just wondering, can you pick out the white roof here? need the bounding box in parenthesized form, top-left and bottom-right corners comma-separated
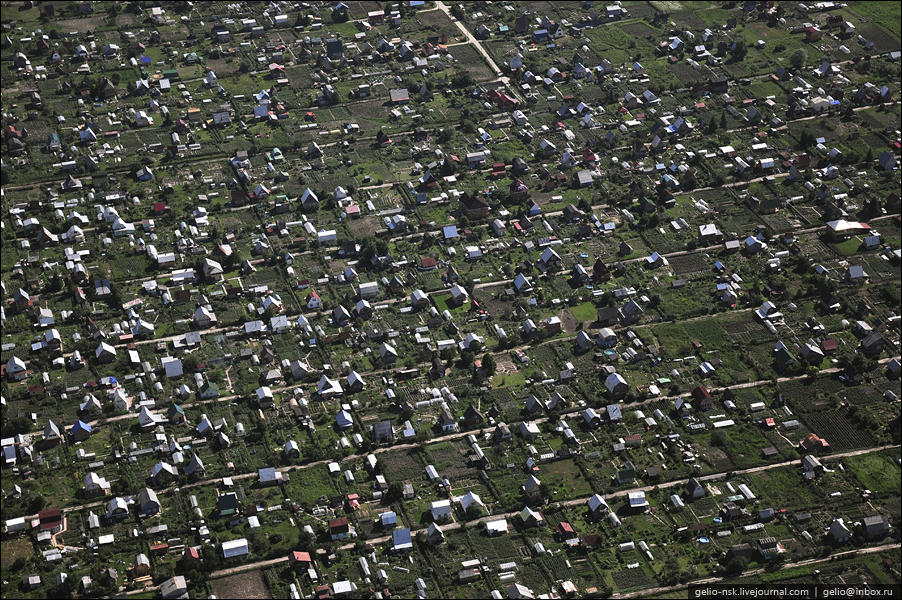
(222, 538, 249, 557)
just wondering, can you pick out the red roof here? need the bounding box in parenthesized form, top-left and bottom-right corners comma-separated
(38, 508, 62, 530)
(185, 547, 200, 560)
(329, 517, 349, 530)
(421, 257, 437, 268)
(800, 433, 829, 450)
(821, 339, 837, 352)
(692, 386, 711, 400)
(558, 521, 574, 534)
(291, 551, 312, 564)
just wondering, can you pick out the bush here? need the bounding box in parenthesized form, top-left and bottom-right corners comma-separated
(790, 48, 808, 69)
(711, 430, 726, 447)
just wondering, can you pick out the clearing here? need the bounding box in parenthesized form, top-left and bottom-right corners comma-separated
(211, 571, 271, 599)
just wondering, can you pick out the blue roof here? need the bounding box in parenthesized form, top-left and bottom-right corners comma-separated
(392, 528, 412, 547)
(72, 420, 92, 433)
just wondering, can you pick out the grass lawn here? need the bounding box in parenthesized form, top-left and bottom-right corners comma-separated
(541, 458, 593, 498)
(832, 237, 861, 256)
(843, 449, 902, 497)
(570, 301, 597, 321)
(491, 370, 526, 388)
(1, 537, 34, 570)
(851, 1, 902, 25)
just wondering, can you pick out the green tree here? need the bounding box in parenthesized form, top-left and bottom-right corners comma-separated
(481, 353, 496, 377)
(789, 48, 808, 69)
(711, 430, 726, 447)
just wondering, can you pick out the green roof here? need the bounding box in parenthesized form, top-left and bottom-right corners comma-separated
(218, 492, 238, 516)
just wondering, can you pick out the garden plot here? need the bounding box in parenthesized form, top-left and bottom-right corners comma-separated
(416, 8, 466, 42)
(669, 253, 711, 277)
(801, 410, 876, 452)
(212, 572, 271, 600)
(447, 44, 496, 81)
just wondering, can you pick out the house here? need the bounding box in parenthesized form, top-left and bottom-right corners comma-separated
(520, 506, 545, 526)
(258, 467, 284, 486)
(329, 517, 351, 540)
(411, 289, 430, 308)
(95, 342, 117, 363)
(830, 518, 851, 544)
(160, 576, 189, 599)
(134, 553, 151, 576)
(588, 494, 609, 518)
(463, 404, 484, 429)
(137, 487, 161, 515)
(460, 491, 485, 514)
(575, 169, 594, 187)
(691, 386, 713, 410)
(519, 420, 541, 440)
(846, 265, 868, 283)
(699, 224, 722, 242)
(84, 472, 111, 496)
(617, 461, 637, 484)
(802, 455, 824, 478)
(430, 499, 452, 521)
(860, 332, 885, 356)
(450, 285, 469, 306)
(185, 453, 205, 477)
(485, 518, 508, 536)
(306, 291, 322, 309)
(71, 420, 93, 441)
(508, 583, 535, 599)
(514, 273, 533, 293)
(686, 477, 705, 499)
(799, 433, 830, 453)
(390, 88, 410, 104)
(392, 528, 413, 552)
(862, 515, 890, 540)
(460, 193, 490, 219)
(522, 474, 543, 501)
(628, 491, 649, 512)
(373, 420, 393, 443)
(426, 522, 445, 545)
(5, 356, 28, 381)
(605, 373, 629, 398)
(222, 538, 249, 558)
(151, 461, 177, 486)
(38, 509, 63, 534)
(289, 551, 312, 570)
(217, 492, 239, 516)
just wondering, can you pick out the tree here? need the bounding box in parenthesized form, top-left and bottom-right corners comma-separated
(452, 72, 474, 88)
(789, 48, 808, 69)
(711, 430, 726, 447)
(730, 40, 747, 61)
(481, 353, 496, 377)
(460, 349, 475, 367)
